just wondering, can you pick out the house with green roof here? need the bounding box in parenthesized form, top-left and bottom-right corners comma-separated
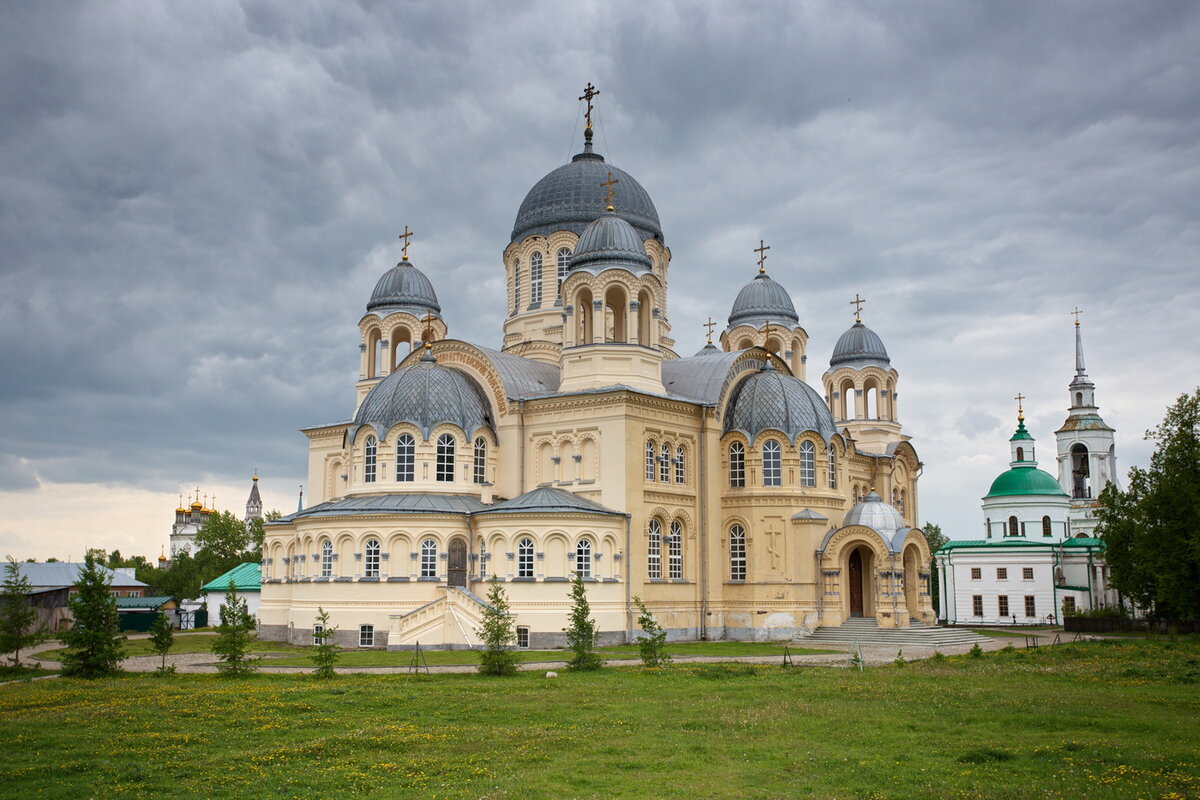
(201, 562, 261, 621)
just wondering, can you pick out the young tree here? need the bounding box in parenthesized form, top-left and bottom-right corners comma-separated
(633, 596, 670, 667)
(0, 556, 46, 665)
(310, 607, 340, 679)
(211, 580, 258, 676)
(476, 580, 519, 676)
(563, 574, 603, 671)
(59, 552, 126, 677)
(148, 611, 175, 673)
(921, 522, 949, 610)
(1099, 389, 1200, 621)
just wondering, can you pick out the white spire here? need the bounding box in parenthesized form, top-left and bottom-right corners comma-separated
(1074, 319, 1087, 377)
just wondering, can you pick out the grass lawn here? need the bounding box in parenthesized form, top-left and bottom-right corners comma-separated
(34, 633, 312, 661)
(4, 640, 1198, 799)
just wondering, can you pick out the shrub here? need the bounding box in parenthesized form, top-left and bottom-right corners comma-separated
(311, 607, 340, 679)
(477, 581, 519, 677)
(563, 574, 603, 671)
(633, 596, 671, 668)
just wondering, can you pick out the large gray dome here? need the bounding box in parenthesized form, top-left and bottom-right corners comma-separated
(724, 363, 837, 442)
(830, 322, 889, 369)
(512, 149, 662, 244)
(568, 212, 652, 274)
(350, 359, 492, 441)
(728, 273, 800, 330)
(366, 260, 442, 318)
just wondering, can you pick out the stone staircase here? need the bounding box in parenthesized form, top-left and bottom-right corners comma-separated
(387, 586, 494, 650)
(803, 617, 991, 648)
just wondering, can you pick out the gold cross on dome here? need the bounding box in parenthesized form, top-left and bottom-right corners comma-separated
(399, 225, 414, 260)
(579, 82, 600, 129)
(1014, 392, 1026, 420)
(850, 293, 865, 322)
(703, 317, 716, 344)
(754, 240, 770, 274)
(421, 312, 436, 349)
(600, 171, 619, 211)
(1070, 306, 1083, 326)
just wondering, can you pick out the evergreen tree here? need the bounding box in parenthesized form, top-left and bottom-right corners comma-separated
(921, 522, 948, 611)
(0, 556, 46, 665)
(59, 552, 126, 677)
(148, 611, 175, 673)
(310, 607, 340, 679)
(633, 596, 671, 667)
(211, 580, 258, 676)
(476, 580, 519, 676)
(563, 574, 603, 671)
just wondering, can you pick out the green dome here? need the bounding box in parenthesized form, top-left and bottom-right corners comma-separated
(985, 466, 1068, 498)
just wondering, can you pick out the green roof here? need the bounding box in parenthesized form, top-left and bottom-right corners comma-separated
(115, 596, 174, 610)
(1061, 537, 1104, 548)
(201, 562, 261, 593)
(1009, 419, 1034, 441)
(985, 465, 1068, 498)
(939, 539, 1058, 551)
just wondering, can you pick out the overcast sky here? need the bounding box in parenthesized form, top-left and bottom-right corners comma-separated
(2, 1, 1198, 561)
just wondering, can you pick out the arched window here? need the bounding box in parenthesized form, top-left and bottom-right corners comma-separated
(396, 433, 415, 482)
(512, 259, 521, 313)
(473, 437, 487, 484)
(1042, 516, 1052, 537)
(517, 537, 534, 578)
(364, 435, 378, 483)
(647, 519, 662, 579)
(1008, 516, 1020, 537)
(729, 525, 746, 581)
(799, 440, 815, 487)
(364, 538, 380, 578)
(668, 520, 683, 579)
(660, 442, 671, 482)
(645, 440, 656, 481)
(762, 439, 782, 487)
(530, 252, 543, 307)
(321, 540, 333, 579)
(828, 447, 837, 489)
(898, 489, 906, 516)
(1016, 446, 1024, 462)
(420, 538, 437, 578)
(436, 433, 455, 482)
(729, 442, 745, 488)
(556, 248, 571, 303)
(675, 445, 686, 484)
(1075, 391, 1083, 406)
(853, 485, 861, 504)
(575, 539, 592, 578)
(986, 517, 992, 538)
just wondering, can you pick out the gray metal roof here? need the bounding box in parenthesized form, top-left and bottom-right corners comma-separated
(723, 363, 837, 443)
(568, 212, 653, 275)
(476, 486, 626, 517)
(835, 490, 914, 553)
(366, 260, 442, 318)
(348, 359, 493, 442)
(661, 350, 745, 404)
(512, 149, 662, 244)
(472, 346, 561, 399)
(693, 342, 722, 357)
(16, 562, 147, 589)
(791, 508, 829, 521)
(727, 273, 799, 330)
(280, 493, 489, 522)
(829, 321, 890, 369)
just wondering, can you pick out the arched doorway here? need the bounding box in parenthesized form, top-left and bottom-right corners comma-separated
(903, 543, 920, 624)
(848, 548, 865, 617)
(448, 537, 467, 587)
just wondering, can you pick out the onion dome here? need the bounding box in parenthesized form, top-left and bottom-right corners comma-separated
(512, 146, 662, 244)
(366, 259, 442, 318)
(986, 467, 1068, 498)
(190, 500, 203, 510)
(830, 321, 890, 369)
(727, 273, 800, 330)
(568, 211, 653, 274)
(349, 358, 493, 441)
(723, 362, 837, 442)
(843, 490, 908, 539)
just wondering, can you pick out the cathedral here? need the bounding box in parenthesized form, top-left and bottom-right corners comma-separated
(259, 91, 934, 649)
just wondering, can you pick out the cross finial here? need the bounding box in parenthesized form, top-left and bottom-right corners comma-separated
(600, 171, 619, 211)
(1070, 306, 1083, 327)
(703, 316, 716, 344)
(754, 240, 770, 274)
(399, 225, 414, 260)
(1014, 392, 1026, 421)
(579, 82, 600, 130)
(850, 293, 865, 323)
(421, 312, 436, 349)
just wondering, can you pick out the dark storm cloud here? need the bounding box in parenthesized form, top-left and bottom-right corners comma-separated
(1, 0, 1198, 549)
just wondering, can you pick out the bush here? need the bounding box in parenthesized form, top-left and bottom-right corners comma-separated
(563, 574, 603, 671)
(311, 607, 340, 679)
(476, 582, 519, 677)
(633, 596, 671, 668)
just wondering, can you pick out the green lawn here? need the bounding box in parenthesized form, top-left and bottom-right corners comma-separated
(34, 633, 312, 661)
(3, 639, 1198, 799)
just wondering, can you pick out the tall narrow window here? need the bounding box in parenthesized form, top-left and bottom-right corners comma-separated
(1008, 515, 1020, 537)
(998, 595, 1010, 617)
(575, 539, 592, 578)
(647, 519, 662, 579)
(473, 437, 487, 484)
(436, 433, 456, 482)
(799, 440, 815, 487)
(645, 440, 656, 481)
(762, 439, 781, 487)
(420, 538, 437, 578)
(898, 489, 906, 516)
(827, 447, 837, 489)
(321, 540, 333, 579)
(512, 259, 521, 313)
(363, 435, 377, 483)
(729, 442, 745, 488)
(660, 443, 671, 483)
(359, 624, 374, 647)
(986, 517, 992, 538)
(668, 520, 683, 579)
(729, 525, 746, 581)
(556, 248, 571, 302)
(517, 537, 534, 578)
(1042, 516, 1052, 537)
(396, 433, 414, 482)
(1024, 595, 1036, 617)
(675, 445, 685, 484)
(364, 538, 380, 578)
(530, 252, 543, 307)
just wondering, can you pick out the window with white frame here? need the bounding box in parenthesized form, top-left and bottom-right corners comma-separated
(660, 442, 671, 483)
(473, 437, 487, 484)
(998, 595, 1010, 617)
(970, 567, 982, 580)
(556, 248, 570, 302)
(668, 520, 683, 579)
(1024, 595, 1036, 617)
(996, 567, 1007, 580)
(675, 445, 686, 484)
(729, 442, 745, 488)
(517, 537, 534, 578)
(799, 440, 815, 487)
(313, 623, 324, 646)
(364, 435, 378, 483)
(647, 518, 662, 579)
(645, 440, 656, 481)
(1042, 516, 1052, 537)
(396, 433, 415, 482)
(575, 539, 592, 578)
(1008, 515, 1019, 537)
(420, 538, 437, 578)
(762, 439, 781, 487)
(828, 447, 837, 489)
(513, 259, 521, 313)
(364, 538, 380, 578)
(1022, 567, 1034, 580)
(321, 540, 333, 579)
(516, 626, 530, 649)
(436, 433, 456, 482)
(530, 252, 543, 306)
(729, 524, 746, 580)
(359, 624, 374, 647)
(972, 595, 983, 616)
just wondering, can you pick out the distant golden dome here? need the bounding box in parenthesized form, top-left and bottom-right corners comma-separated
(190, 500, 203, 510)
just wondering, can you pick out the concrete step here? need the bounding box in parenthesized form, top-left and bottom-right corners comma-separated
(803, 619, 991, 648)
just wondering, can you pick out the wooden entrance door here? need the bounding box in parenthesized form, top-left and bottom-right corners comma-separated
(448, 538, 467, 587)
(848, 548, 864, 617)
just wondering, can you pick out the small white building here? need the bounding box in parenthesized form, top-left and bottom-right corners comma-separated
(201, 562, 261, 622)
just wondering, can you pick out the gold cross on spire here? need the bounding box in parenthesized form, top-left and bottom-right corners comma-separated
(1014, 392, 1026, 421)
(421, 312, 436, 349)
(600, 171, 619, 211)
(579, 82, 600, 130)
(1070, 306, 1083, 327)
(703, 316, 716, 344)
(754, 240, 770, 274)
(399, 225, 414, 260)
(850, 293, 865, 322)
